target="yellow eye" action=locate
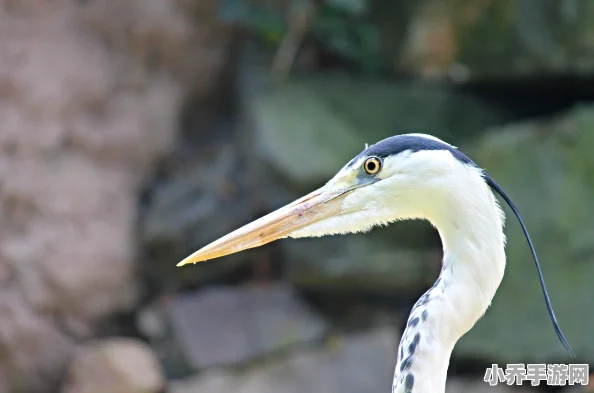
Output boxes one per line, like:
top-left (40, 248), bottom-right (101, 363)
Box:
top-left (364, 157), bottom-right (382, 175)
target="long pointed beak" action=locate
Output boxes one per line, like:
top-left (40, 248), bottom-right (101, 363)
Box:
top-left (176, 186), bottom-right (347, 266)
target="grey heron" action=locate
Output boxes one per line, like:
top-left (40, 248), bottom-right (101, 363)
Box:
top-left (177, 133), bottom-right (574, 393)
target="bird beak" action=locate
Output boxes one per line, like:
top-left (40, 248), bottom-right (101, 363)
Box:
top-left (176, 186), bottom-right (348, 266)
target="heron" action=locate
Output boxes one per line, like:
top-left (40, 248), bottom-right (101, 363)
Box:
top-left (177, 133), bottom-right (574, 393)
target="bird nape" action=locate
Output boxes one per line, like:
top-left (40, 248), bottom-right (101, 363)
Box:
top-left (177, 133), bottom-right (574, 393)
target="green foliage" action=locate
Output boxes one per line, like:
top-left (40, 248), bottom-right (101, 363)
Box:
top-left (220, 0), bottom-right (288, 45)
top-left (313, 3), bottom-right (382, 72)
top-left (219, 0), bottom-right (383, 73)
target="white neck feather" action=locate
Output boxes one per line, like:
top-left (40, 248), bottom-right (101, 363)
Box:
top-left (392, 175), bottom-right (506, 393)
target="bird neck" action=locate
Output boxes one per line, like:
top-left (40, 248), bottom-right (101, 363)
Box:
top-left (392, 188), bottom-right (506, 393)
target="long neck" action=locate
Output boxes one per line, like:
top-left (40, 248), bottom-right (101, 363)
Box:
top-left (392, 190), bottom-right (506, 393)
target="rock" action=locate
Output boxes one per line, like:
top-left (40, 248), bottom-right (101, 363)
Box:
top-left (138, 298), bottom-right (195, 380)
top-left (62, 338), bottom-right (165, 393)
top-left (0, 1), bottom-right (230, 391)
top-left (284, 235), bottom-right (442, 293)
top-left (248, 74), bottom-right (510, 187)
top-left (81, 0), bottom-right (232, 98)
top-left (168, 326), bottom-right (399, 393)
top-left (457, 105), bottom-right (594, 363)
top-left (0, 289), bottom-right (76, 392)
top-left (397, 0), bottom-right (594, 80)
top-left (139, 143), bottom-right (259, 290)
top-left (166, 284), bottom-right (328, 370)
top-left (137, 305), bottom-right (168, 339)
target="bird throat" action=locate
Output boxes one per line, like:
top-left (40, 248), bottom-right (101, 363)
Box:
top-left (392, 212), bottom-right (506, 393)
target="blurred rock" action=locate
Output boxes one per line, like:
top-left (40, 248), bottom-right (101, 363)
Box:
top-left (0, 0), bottom-right (230, 392)
top-left (166, 284), bottom-right (328, 370)
top-left (138, 305), bottom-right (168, 340)
top-left (398, 0), bottom-right (594, 80)
top-left (81, 0), bottom-right (232, 99)
top-left (0, 289), bottom-right (75, 392)
top-left (140, 144), bottom-right (258, 290)
top-left (247, 74), bottom-right (510, 187)
top-left (63, 338), bottom-right (165, 393)
top-left (285, 236), bottom-right (442, 293)
top-left (138, 299), bottom-right (195, 380)
top-left (169, 326), bottom-right (398, 393)
top-left (458, 105), bottom-right (594, 363)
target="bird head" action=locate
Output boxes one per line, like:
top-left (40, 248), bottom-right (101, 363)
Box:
top-left (177, 133), bottom-right (484, 266)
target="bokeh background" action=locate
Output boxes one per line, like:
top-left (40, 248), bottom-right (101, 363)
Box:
top-left (1, 0), bottom-right (592, 392)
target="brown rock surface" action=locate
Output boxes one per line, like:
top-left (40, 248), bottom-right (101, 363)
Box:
top-left (0, 0), bottom-right (229, 392)
top-left (62, 338), bottom-right (165, 393)
top-left (169, 326), bottom-right (399, 393)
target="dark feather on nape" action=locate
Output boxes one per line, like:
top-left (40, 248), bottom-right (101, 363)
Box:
top-left (485, 174), bottom-right (576, 358)
top-left (350, 134), bottom-right (475, 166)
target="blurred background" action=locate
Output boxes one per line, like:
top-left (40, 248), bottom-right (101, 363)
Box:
top-left (0, 0), bottom-right (592, 392)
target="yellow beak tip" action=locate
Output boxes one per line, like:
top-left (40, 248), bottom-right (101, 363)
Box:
top-left (176, 258), bottom-right (195, 267)
top-left (177, 257), bottom-right (206, 267)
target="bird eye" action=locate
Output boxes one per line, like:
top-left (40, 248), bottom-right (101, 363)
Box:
top-left (364, 157), bottom-right (382, 175)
